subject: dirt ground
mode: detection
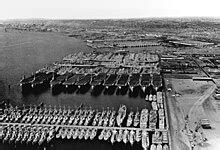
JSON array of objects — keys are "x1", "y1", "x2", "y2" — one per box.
[
  {"x1": 164, "y1": 77, "x2": 220, "y2": 150},
  {"x1": 169, "y1": 78, "x2": 213, "y2": 119}
]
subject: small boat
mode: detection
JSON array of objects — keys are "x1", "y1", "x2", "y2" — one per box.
[
  {"x1": 84, "y1": 109, "x2": 95, "y2": 126},
  {"x1": 73, "y1": 116, "x2": 79, "y2": 125},
  {"x1": 109, "y1": 111, "x2": 116, "y2": 127},
  {"x1": 140, "y1": 108, "x2": 149, "y2": 128},
  {"x1": 141, "y1": 130, "x2": 149, "y2": 150},
  {"x1": 150, "y1": 144, "x2": 156, "y2": 150},
  {"x1": 79, "y1": 112, "x2": 87, "y2": 126},
  {"x1": 27, "y1": 132, "x2": 35, "y2": 144},
  {"x1": 15, "y1": 131, "x2": 23, "y2": 143},
  {"x1": 152, "y1": 102, "x2": 158, "y2": 110},
  {"x1": 162, "y1": 131, "x2": 168, "y2": 143},
  {"x1": 56, "y1": 128, "x2": 62, "y2": 139},
  {"x1": 116, "y1": 129, "x2": 123, "y2": 142},
  {"x1": 21, "y1": 131, "x2": 29, "y2": 143},
  {"x1": 33, "y1": 132, "x2": 41, "y2": 144},
  {"x1": 3, "y1": 130, "x2": 11, "y2": 143},
  {"x1": 156, "y1": 144, "x2": 162, "y2": 150},
  {"x1": 84, "y1": 128, "x2": 91, "y2": 140},
  {"x1": 163, "y1": 144, "x2": 169, "y2": 150},
  {"x1": 110, "y1": 129, "x2": 117, "y2": 144},
  {"x1": 78, "y1": 128, "x2": 85, "y2": 140},
  {"x1": 51, "y1": 116, "x2": 58, "y2": 124},
  {"x1": 129, "y1": 130, "x2": 135, "y2": 146},
  {"x1": 72, "y1": 128, "x2": 79, "y2": 139},
  {"x1": 126, "y1": 111, "x2": 134, "y2": 127},
  {"x1": 9, "y1": 130, "x2": 17, "y2": 144},
  {"x1": 38, "y1": 132, "x2": 46, "y2": 145},
  {"x1": 159, "y1": 117, "x2": 165, "y2": 129},
  {"x1": 98, "y1": 129, "x2": 106, "y2": 140},
  {"x1": 152, "y1": 131, "x2": 162, "y2": 144},
  {"x1": 98, "y1": 110, "x2": 106, "y2": 126},
  {"x1": 67, "y1": 128, "x2": 73, "y2": 139},
  {"x1": 153, "y1": 95, "x2": 157, "y2": 101},
  {"x1": 135, "y1": 130, "x2": 142, "y2": 142},
  {"x1": 90, "y1": 128, "x2": 97, "y2": 140},
  {"x1": 123, "y1": 129, "x2": 129, "y2": 144},
  {"x1": 116, "y1": 105, "x2": 127, "y2": 127},
  {"x1": 104, "y1": 129, "x2": 111, "y2": 141},
  {"x1": 145, "y1": 95, "x2": 149, "y2": 101},
  {"x1": 158, "y1": 103, "x2": 164, "y2": 109},
  {"x1": 47, "y1": 130, "x2": 55, "y2": 143},
  {"x1": 149, "y1": 110, "x2": 157, "y2": 129},
  {"x1": 92, "y1": 112, "x2": 101, "y2": 126},
  {"x1": 61, "y1": 116, "x2": 68, "y2": 125},
  {"x1": 133, "y1": 110, "x2": 140, "y2": 127},
  {"x1": 149, "y1": 94, "x2": 153, "y2": 101},
  {"x1": 61, "y1": 128, "x2": 68, "y2": 139},
  {"x1": 103, "y1": 109, "x2": 111, "y2": 127}
]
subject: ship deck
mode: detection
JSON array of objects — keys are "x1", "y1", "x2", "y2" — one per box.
[
  {"x1": 50, "y1": 73, "x2": 73, "y2": 86},
  {"x1": 90, "y1": 73, "x2": 107, "y2": 86},
  {"x1": 140, "y1": 74, "x2": 152, "y2": 86},
  {"x1": 128, "y1": 74, "x2": 140, "y2": 87},
  {"x1": 103, "y1": 74, "x2": 118, "y2": 86},
  {"x1": 0, "y1": 122, "x2": 168, "y2": 132},
  {"x1": 116, "y1": 74, "x2": 129, "y2": 86},
  {"x1": 20, "y1": 72, "x2": 45, "y2": 85},
  {"x1": 32, "y1": 73, "x2": 53, "y2": 85},
  {"x1": 63, "y1": 74, "x2": 85, "y2": 85},
  {"x1": 75, "y1": 74, "x2": 94, "y2": 86}
]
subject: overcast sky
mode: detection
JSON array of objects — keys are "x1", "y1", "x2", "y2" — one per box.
[{"x1": 0, "y1": 0, "x2": 220, "y2": 19}]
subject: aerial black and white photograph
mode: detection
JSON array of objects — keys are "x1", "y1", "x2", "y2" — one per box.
[{"x1": 0, "y1": 0, "x2": 220, "y2": 150}]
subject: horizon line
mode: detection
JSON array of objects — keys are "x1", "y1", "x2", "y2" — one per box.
[{"x1": 1, "y1": 16, "x2": 220, "y2": 21}]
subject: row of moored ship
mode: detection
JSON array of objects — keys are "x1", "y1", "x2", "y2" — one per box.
[
  {"x1": 0, "y1": 124, "x2": 169, "y2": 150},
  {"x1": 0, "y1": 99, "x2": 169, "y2": 150},
  {"x1": 20, "y1": 52, "x2": 162, "y2": 93}
]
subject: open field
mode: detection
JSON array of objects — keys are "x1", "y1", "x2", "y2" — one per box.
[{"x1": 170, "y1": 78, "x2": 213, "y2": 115}]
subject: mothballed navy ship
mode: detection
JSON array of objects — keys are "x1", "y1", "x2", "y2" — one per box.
[
  {"x1": 31, "y1": 72, "x2": 53, "y2": 88},
  {"x1": 140, "y1": 74, "x2": 151, "y2": 92},
  {"x1": 19, "y1": 52, "x2": 162, "y2": 96},
  {"x1": 116, "y1": 74, "x2": 129, "y2": 90},
  {"x1": 63, "y1": 74, "x2": 84, "y2": 88},
  {"x1": 50, "y1": 73, "x2": 73, "y2": 88},
  {"x1": 128, "y1": 73, "x2": 141, "y2": 92},
  {"x1": 103, "y1": 68, "x2": 118, "y2": 88},
  {"x1": 152, "y1": 73, "x2": 163, "y2": 91},
  {"x1": 103, "y1": 74, "x2": 118, "y2": 88},
  {"x1": 20, "y1": 74, "x2": 37, "y2": 91},
  {"x1": 91, "y1": 73, "x2": 108, "y2": 89}
]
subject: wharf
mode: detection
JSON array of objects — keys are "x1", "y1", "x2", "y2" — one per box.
[{"x1": 0, "y1": 122, "x2": 168, "y2": 132}]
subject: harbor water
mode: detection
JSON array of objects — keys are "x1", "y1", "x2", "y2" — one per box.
[{"x1": 0, "y1": 27, "x2": 150, "y2": 150}]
